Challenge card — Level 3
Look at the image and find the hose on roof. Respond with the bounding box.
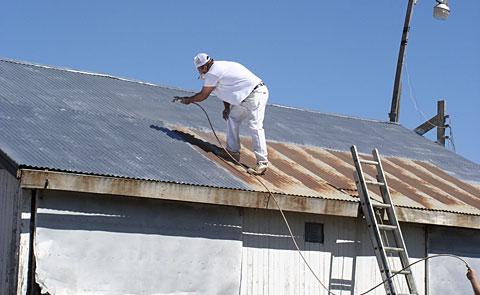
[189,101,471,295]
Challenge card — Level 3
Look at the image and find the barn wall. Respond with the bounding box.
[32,189,470,295]
[34,190,243,294]
[240,208,426,295]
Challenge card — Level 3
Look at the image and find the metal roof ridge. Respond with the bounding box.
[270,103,396,125]
[0,57,195,94]
[1,57,403,126]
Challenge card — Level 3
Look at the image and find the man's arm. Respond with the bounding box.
[468,268,480,295]
[173,86,215,104]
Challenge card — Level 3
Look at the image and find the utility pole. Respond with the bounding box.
[413,99,448,147]
[436,100,446,146]
[389,0,415,123]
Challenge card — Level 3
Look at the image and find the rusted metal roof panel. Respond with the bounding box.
[177,127,480,215]
[0,58,479,218]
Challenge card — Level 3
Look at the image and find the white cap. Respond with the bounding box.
[193,53,211,68]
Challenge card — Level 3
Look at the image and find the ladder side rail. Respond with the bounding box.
[372,148,418,294]
[351,146,396,294]
[354,172,396,295]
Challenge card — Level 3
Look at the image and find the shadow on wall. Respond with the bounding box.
[32,190,243,241]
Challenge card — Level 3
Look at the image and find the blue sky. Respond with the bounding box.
[1,1,479,163]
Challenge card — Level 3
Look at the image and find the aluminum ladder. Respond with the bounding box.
[350,145,418,295]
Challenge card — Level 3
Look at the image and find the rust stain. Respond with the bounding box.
[195,130,346,197]
[325,150,383,194]
[303,147,360,191]
[412,160,480,209]
[270,142,356,191]
[167,125,478,212]
[327,150,434,208]
[382,158,460,206]
[191,129,306,193]
[266,145,339,195]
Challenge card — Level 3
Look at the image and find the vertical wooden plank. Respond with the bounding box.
[0,170,21,294]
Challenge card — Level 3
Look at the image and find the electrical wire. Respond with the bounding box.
[186,101,470,294]
[359,254,470,295]
[405,60,457,151]
[404,61,445,129]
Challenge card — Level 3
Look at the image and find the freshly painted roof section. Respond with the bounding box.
[0,58,479,217]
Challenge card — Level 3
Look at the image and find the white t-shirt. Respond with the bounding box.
[203,61,262,105]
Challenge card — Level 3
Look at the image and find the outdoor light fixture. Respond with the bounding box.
[434,0,450,20]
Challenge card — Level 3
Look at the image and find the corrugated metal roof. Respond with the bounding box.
[173,127,480,215]
[0,58,479,216]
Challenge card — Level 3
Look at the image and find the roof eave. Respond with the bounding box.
[18,169,480,229]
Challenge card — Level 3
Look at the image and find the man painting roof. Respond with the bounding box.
[174,53,269,175]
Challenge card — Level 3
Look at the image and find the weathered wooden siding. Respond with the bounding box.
[240,208,426,295]
[0,169,20,294]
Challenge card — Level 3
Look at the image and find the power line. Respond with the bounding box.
[404,59,457,151]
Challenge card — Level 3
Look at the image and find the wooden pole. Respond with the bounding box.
[437,100,446,146]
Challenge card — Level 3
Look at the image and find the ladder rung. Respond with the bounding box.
[384,246,405,252]
[378,224,397,230]
[392,269,412,275]
[365,180,385,186]
[372,202,391,208]
[360,159,379,165]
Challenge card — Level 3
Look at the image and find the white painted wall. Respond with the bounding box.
[428,225,480,295]
[30,189,440,295]
[34,191,243,295]
[0,169,20,294]
[240,208,426,295]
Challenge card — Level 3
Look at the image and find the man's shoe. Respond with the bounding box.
[247,162,268,175]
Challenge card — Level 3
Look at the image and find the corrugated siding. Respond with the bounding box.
[240,208,426,295]
[0,169,20,294]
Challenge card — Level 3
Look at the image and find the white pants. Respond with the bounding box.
[226,85,269,164]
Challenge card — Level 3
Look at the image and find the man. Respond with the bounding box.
[468,267,480,295]
[174,53,269,175]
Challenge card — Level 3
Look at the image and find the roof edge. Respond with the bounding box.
[0,148,18,177]
[270,104,394,124]
[19,169,480,229]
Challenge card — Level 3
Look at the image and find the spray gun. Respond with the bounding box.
[172,96,188,104]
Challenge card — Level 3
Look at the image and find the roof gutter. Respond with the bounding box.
[18,169,480,229]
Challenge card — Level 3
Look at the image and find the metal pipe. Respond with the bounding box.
[389,0,416,123]
[26,189,38,294]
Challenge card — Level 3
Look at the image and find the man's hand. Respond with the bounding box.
[172,96,192,105]
[468,268,477,281]
[222,108,230,120]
